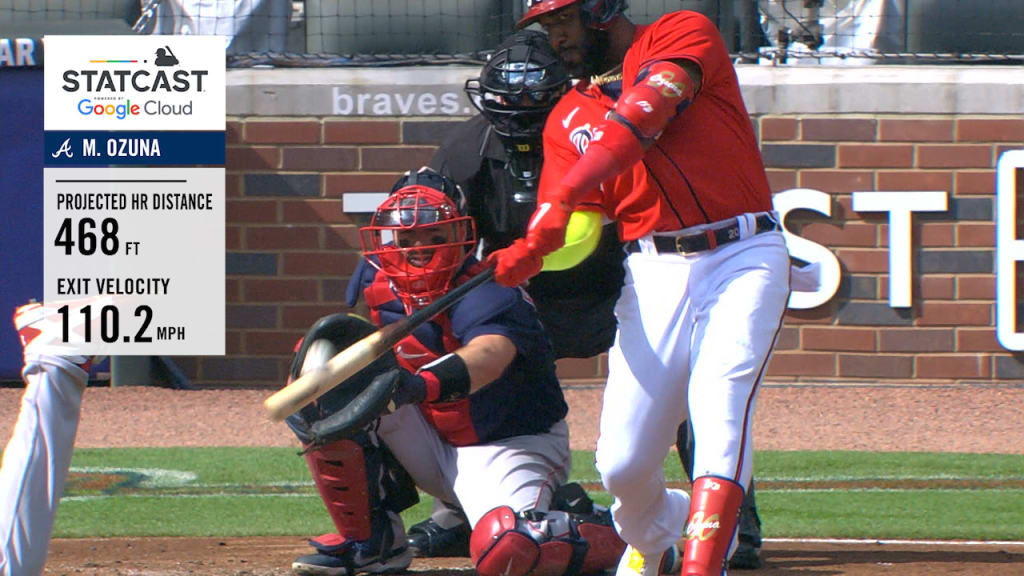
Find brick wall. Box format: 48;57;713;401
182;68;1024;388
760;115;1022;384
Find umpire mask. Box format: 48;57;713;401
465;29;570;140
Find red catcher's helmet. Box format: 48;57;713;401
517;0;627;30
361;184;476;313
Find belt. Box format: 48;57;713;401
626;214;779;255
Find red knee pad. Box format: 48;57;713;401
682;476;744;576
576;519;626;573
471;505;622;576
471;506;540;576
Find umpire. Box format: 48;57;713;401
433;29;625;359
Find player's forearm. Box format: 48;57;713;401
557;122;641;208
455;334;517;392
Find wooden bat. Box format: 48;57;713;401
263;266;496;421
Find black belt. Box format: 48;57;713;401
626;214;779;255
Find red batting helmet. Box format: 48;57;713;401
361;176;476;313
517;0;628;31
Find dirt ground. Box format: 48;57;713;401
1;381;1021;575
42;536;1024;576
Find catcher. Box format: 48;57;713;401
283;174;624;576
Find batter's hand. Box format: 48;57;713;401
525;196;573;255
487;239;544;287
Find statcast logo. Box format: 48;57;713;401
64;46;203;119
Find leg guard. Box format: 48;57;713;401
304;430;418;540
470;505;626;576
304;437;375;539
548;482;625;571
682;476;745;576
573;510;626;573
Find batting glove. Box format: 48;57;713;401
525;192;573;256
487;238;545;287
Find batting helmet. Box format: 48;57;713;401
517;0;628;31
361;173;476;313
464;29;569;139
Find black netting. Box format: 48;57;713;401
0;1;1020;67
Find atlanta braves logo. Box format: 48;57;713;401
685;511;721;542
52;138;74;158
647;70;685;98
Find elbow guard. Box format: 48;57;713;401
612;59;696;142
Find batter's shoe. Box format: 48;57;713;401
293;512;413;576
728;483;764;570
13;300;104;370
614;543;682;576
406;517;471;558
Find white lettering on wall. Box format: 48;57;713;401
852;191;947;308
332;87;467;116
997;150;1024;351
772;189;842;310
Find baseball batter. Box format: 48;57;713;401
490;2;792;575
1;302;98;576
285;176;624;576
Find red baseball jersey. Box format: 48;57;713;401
541;81;626;218
542;11;773;241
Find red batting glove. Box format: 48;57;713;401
525;197;572;255
486;238;544;287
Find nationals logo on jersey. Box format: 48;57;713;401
569;124;600;156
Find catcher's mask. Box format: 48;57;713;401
465;29;570;140
361;176;476;313
517;0;628;31
389;166;468;214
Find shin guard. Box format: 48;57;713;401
682;476;744;576
471;505;625;576
304;437;375;540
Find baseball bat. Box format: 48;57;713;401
263;266;496;421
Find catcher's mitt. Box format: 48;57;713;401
285;314;398;446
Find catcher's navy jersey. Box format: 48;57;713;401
346;257;568;446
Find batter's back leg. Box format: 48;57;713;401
676;420;763;569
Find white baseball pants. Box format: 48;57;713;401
0;355;87;576
377;405;571;527
596;227;791;555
